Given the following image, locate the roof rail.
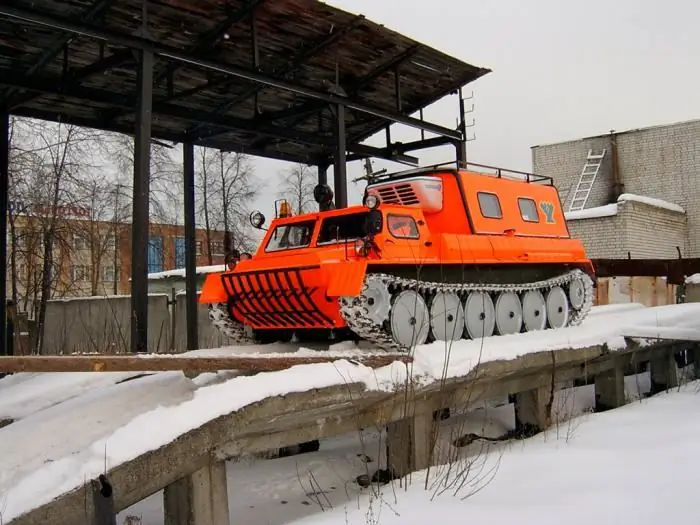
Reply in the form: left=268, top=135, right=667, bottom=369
left=357, top=160, right=554, bottom=186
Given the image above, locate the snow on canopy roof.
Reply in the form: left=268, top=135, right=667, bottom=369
left=565, top=193, right=685, bottom=221
left=147, top=265, right=227, bottom=280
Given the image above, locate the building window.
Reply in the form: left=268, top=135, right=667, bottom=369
left=102, top=233, right=117, bottom=251
left=195, top=240, right=203, bottom=255
left=71, top=265, right=90, bottom=282
left=73, top=233, right=89, bottom=251
left=518, top=198, right=540, bottom=222
left=210, top=241, right=225, bottom=256
left=387, top=214, right=420, bottom=239
left=148, top=236, right=164, bottom=273
left=477, top=192, right=502, bottom=219
left=102, top=265, right=119, bottom=282
left=174, top=236, right=185, bottom=268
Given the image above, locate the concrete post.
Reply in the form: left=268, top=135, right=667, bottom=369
left=649, top=349, right=679, bottom=394
left=163, top=461, right=230, bottom=525
left=514, top=386, right=550, bottom=432
left=386, top=412, right=435, bottom=479
left=594, top=357, right=625, bottom=411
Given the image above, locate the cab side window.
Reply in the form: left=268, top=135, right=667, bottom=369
left=518, top=198, right=540, bottom=222
left=477, top=192, right=502, bottom=219
left=387, top=214, right=420, bottom=239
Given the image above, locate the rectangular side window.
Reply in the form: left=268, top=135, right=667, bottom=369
left=477, top=192, right=502, bottom=219
left=387, top=214, right=420, bottom=239
left=518, top=198, right=540, bottom=222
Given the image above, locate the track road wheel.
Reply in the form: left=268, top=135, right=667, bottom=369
left=430, top=291, right=465, bottom=342
left=546, top=286, right=569, bottom=328
left=390, top=290, right=430, bottom=349
left=363, top=279, right=392, bottom=325
left=568, top=275, right=586, bottom=310
left=494, top=291, right=523, bottom=335
left=521, top=290, right=547, bottom=332
left=464, top=291, right=495, bottom=339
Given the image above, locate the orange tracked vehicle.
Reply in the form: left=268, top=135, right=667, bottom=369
left=199, top=163, right=595, bottom=351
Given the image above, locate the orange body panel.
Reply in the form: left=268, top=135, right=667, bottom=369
left=199, top=168, right=594, bottom=332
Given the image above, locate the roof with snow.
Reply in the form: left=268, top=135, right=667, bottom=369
left=565, top=193, right=686, bottom=221
left=147, top=264, right=227, bottom=281
left=531, top=117, right=700, bottom=149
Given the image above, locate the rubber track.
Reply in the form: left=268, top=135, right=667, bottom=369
left=338, top=269, right=595, bottom=352
left=208, top=269, right=595, bottom=353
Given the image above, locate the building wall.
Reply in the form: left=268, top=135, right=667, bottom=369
left=567, top=200, right=686, bottom=259
left=5, top=216, right=228, bottom=311
left=532, top=118, right=700, bottom=257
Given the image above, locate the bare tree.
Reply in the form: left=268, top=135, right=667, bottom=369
left=276, top=163, right=317, bottom=215
left=101, top=133, right=182, bottom=225
left=195, top=148, right=264, bottom=260
left=7, top=118, right=106, bottom=351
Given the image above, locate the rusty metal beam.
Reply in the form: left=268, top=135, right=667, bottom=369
left=0, top=354, right=412, bottom=373
left=593, top=258, right=700, bottom=285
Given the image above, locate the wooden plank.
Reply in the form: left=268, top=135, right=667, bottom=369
left=0, top=354, right=412, bottom=373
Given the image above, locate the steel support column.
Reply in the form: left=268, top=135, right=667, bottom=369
left=130, top=49, right=154, bottom=354
left=0, top=111, right=8, bottom=358
left=183, top=142, right=198, bottom=351
left=318, top=164, right=328, bottom=186
left=334, top=104, right=347, bottom=209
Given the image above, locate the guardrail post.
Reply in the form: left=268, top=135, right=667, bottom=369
left=92, top=474, right=116, bottom=525
left=163, top=460, right=230, bottom=525
left=649, top=347, right=679, bottom=394
left=386, top=408, right=436, bottom=479
left=594, top=355, right=625, bottom=411
left=514, top=386, right=549, bottom=432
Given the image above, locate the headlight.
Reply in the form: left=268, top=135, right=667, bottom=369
left=363, top=194, right=380, bottom=209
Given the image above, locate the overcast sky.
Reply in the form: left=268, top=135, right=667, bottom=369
left=250, top=0, right=700, bottom=212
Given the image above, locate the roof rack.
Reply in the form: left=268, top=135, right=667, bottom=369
left=357, top=160, right=554, bottom=186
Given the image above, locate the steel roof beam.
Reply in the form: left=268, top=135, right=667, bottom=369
left=0, top=4, right=463, bottom=141
left=185, top=13, right=366, bottom=139
left=1, top=0, right=117, bottom=106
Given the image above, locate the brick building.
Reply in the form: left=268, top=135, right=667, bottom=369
left=531, top=118, right=699, bottom=258
left=6, top=211, right=228, bottom=310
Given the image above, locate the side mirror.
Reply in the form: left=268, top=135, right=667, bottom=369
left=249, top=210, right=266, bottom=230
left=364, top=209, right=383, bottom=236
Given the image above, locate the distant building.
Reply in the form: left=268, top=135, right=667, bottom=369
left=5, top=209, right=229, bottom=313
left=531, top=118, right=699, bottom=259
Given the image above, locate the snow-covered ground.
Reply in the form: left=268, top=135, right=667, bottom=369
left=283, top=380, right=700, bottom=525
left=0, top=302, right=699, bottom=522
left=116, top=371, right=668, bottom=525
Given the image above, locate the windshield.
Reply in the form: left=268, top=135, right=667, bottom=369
left=317, top=212, right=369, bottom=245
left=265, top=220, right=316, bottom=252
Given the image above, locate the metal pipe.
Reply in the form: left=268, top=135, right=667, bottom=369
left=183, top=142, right=198, bottom=351
left=0, top=4, right=462, bottom=141
left=130, top=49, right=154, bottom=354
left=0, top=111, right=8, bottom=358
left=334, top=104, right=347, bottom=208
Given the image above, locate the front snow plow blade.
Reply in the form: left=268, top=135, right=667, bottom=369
left=212, top=262, right=367, bottom=331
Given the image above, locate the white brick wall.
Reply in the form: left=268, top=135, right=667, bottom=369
left=567, top=200, right=686, bottom=259
left=532, top=119, right=700, bottom=257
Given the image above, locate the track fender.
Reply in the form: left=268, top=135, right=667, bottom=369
left=199, top=273, right=228, bottom=304
left=323, top=260, right=368, bottom=297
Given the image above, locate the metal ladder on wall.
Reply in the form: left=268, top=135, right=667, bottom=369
left=568, top=149, right=607, bottom=212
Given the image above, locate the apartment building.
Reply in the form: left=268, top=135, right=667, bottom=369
left=5, top=207, right=228, bottom=308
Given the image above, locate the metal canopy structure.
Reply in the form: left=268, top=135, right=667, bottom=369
left=0, top=0, right=491, bottom=354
